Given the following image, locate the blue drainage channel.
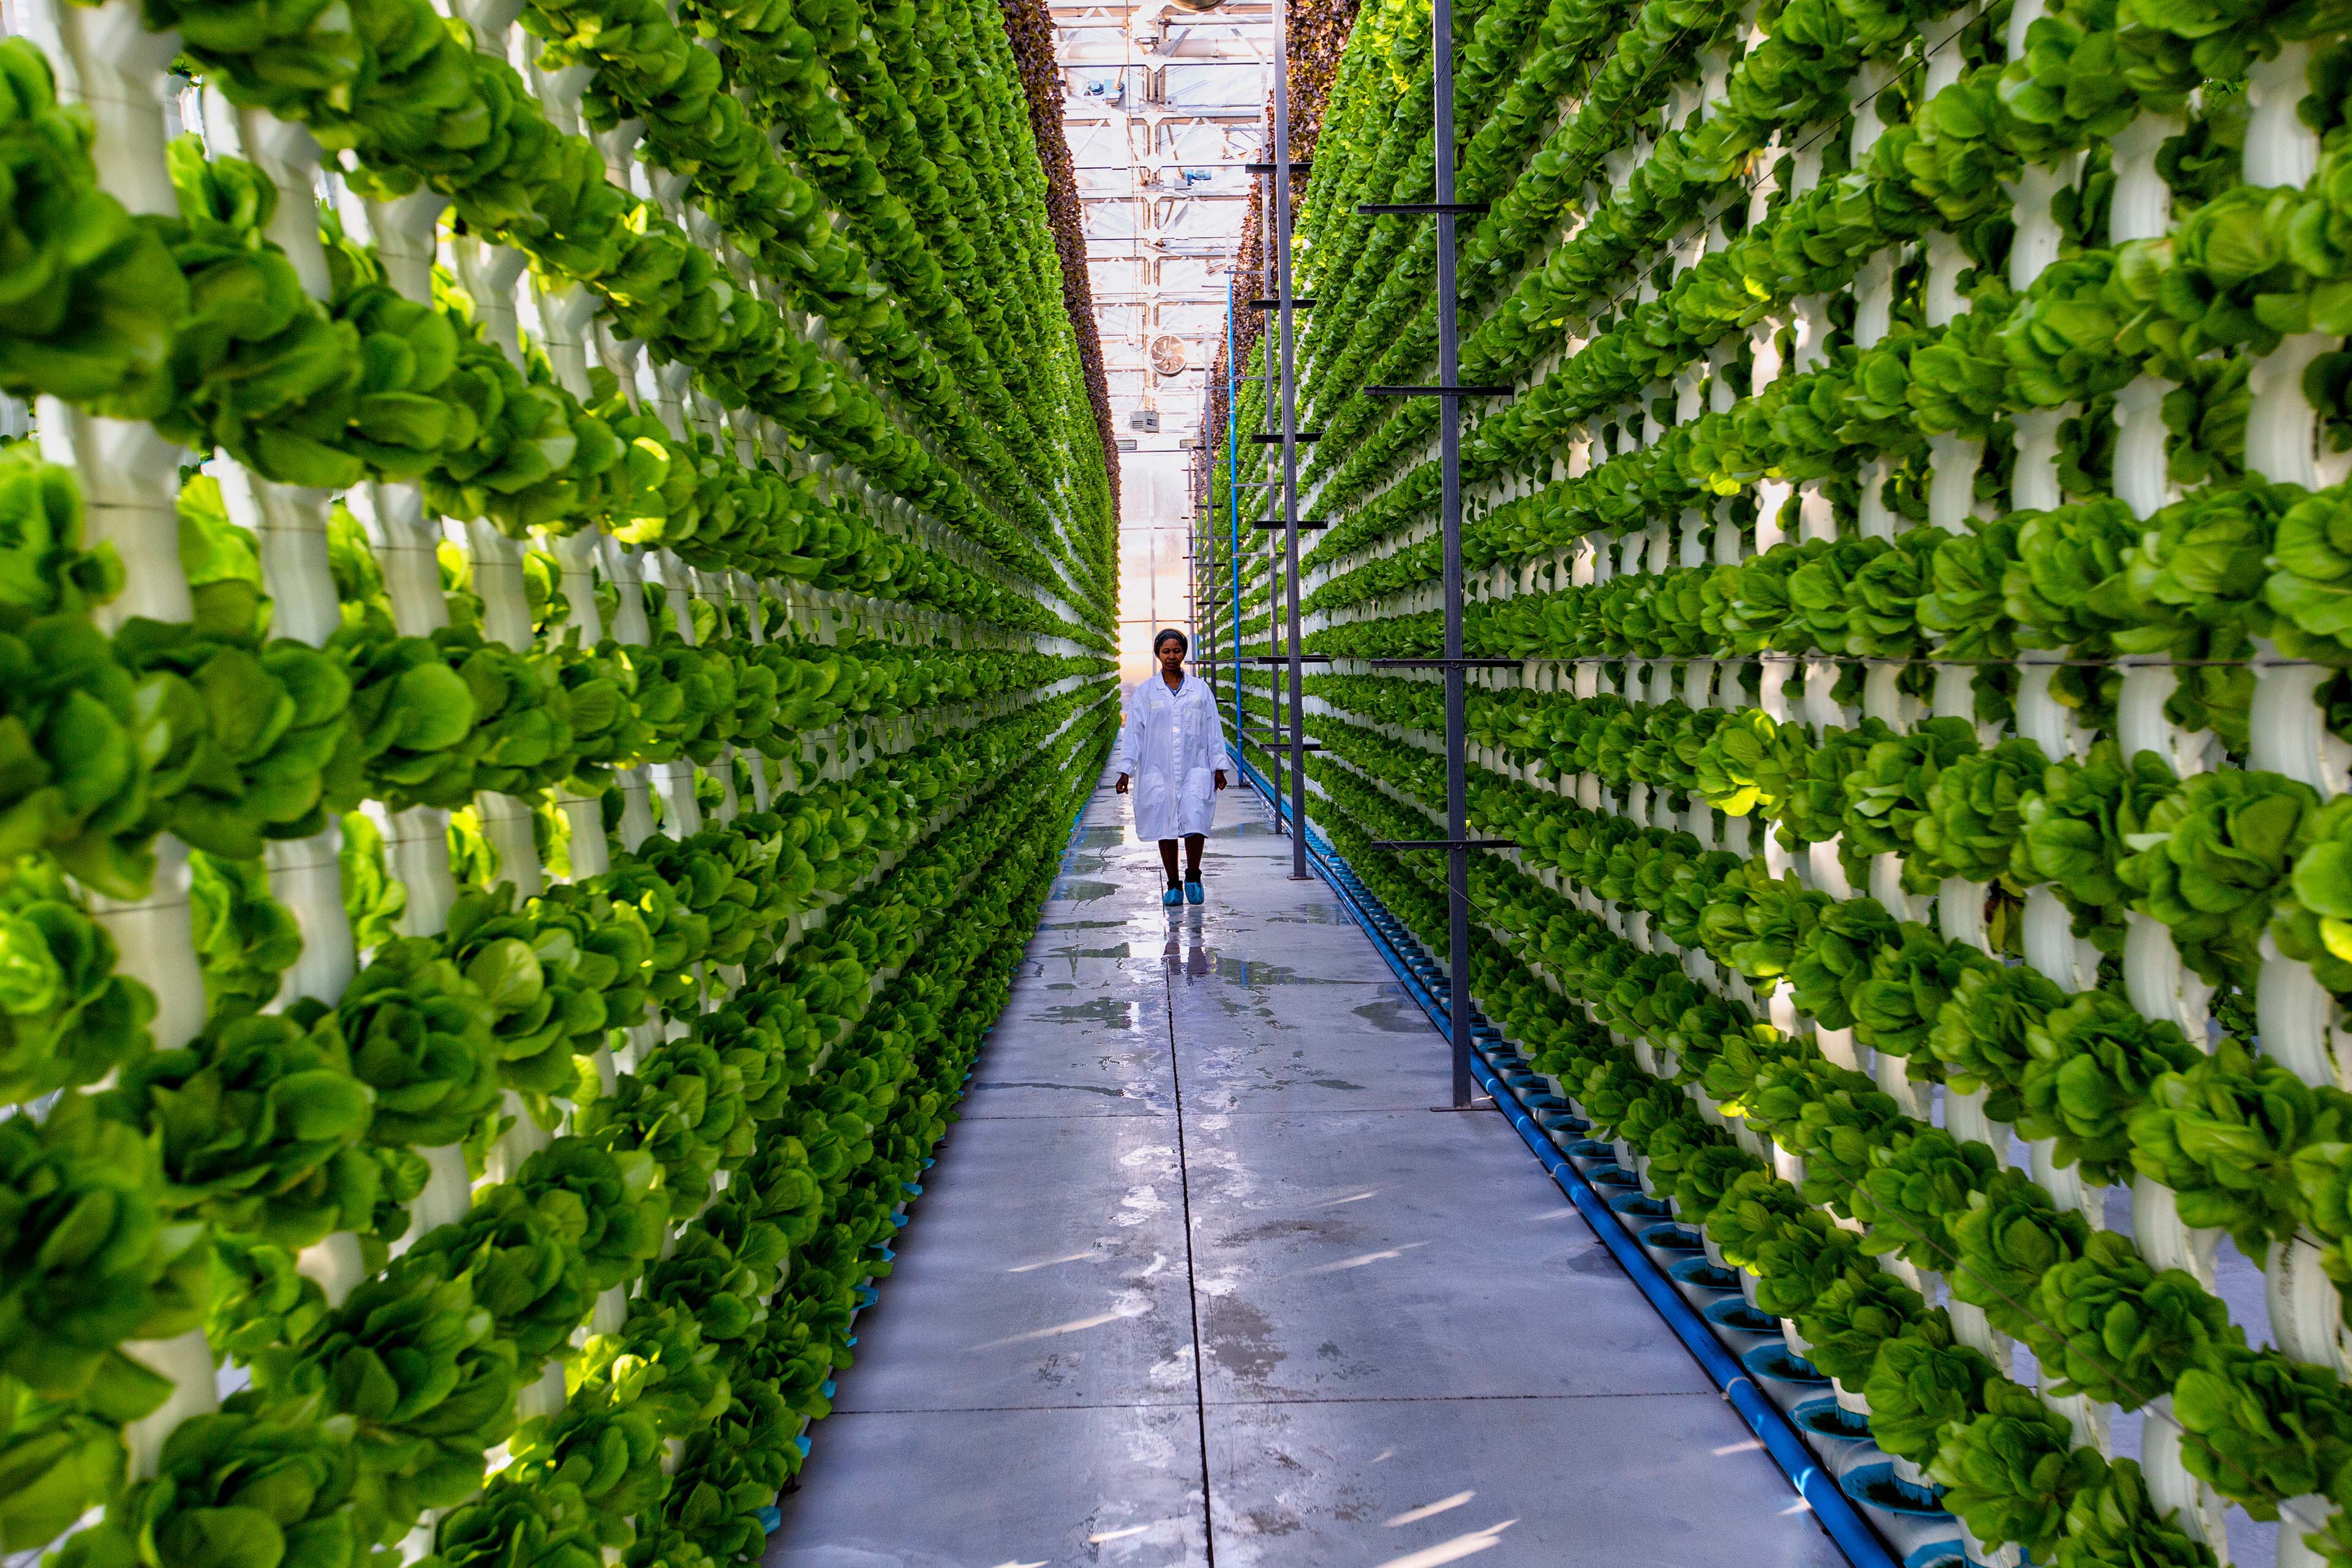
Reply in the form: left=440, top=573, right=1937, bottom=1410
left=1230, top=747, right=1961, bottom=1568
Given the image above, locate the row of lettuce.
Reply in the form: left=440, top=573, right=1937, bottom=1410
left=6, top=0, right=1115, bottom=618
left=4, top=0, right=1120, bottom=1559
left=4, top=404, right=1117, bottom=1566
left=1200, top=0, right=2352, bottom=1559
left=9, top=657, right=1114, bottom=1566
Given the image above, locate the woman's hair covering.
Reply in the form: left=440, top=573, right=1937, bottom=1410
left=1153, top=627, right=1189, bottom=655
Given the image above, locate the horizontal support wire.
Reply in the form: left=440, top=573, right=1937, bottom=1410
left=1327, top=650, right=2352, bottom=671
left=1365, top=385, right=1515, bottom=396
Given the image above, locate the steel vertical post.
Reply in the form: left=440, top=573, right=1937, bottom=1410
left=1434, top=0, right=1471, bottom=1106
left=1262, top=250, right=1280, bottom=818
left=1188, top=502, right=1199, bottom=661
left=1273, top=0, right=1308, bottom=881
left=1226, top=281, right=1242, bottom=746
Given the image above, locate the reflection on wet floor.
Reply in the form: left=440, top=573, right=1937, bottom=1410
left=1028, top=995, right=1148, bottom=1030
left=764, top=770, right=1847, bottom=1568
left=1160, top=930, right=1212, bottom=980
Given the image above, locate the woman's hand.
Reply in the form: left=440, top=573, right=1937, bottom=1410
left=1214, top=771, right=1228, bottom=791
left=1115, top=774, right=1131, bottom=794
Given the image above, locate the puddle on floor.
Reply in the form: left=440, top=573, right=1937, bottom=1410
left=1208, top=960, right=1359, bottom=988
left=967, top=1077, right=1136, bottom=1098
left=1140, top=941, right=1361, bottom=991
left=1028, top=995, right=1152, bottom=1031
left=1352, top=997, right=1435, bottom=1034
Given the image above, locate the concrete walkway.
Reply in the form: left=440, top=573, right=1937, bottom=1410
left=765, top=771, right=1848, bottom=1568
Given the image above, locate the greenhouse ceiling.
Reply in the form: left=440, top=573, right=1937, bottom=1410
left=1052, top=0, right=1272, bottom=455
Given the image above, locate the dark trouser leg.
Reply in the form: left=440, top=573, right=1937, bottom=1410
left=1184, top=834, right=1204, bottom=880
left=1158, top=839, right=1181, bottom=886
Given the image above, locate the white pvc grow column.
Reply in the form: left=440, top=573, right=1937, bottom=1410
left=331, top=184, right=465, bottom=954
left=197, top=90, right=363, bottom=1026
left=529, top=276, right=611, bottom=863
left=2108, top=110, right=2208, bottom=796
left=23, top=0, right=220, bottom=1470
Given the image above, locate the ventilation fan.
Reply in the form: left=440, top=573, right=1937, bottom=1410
left=1149, top=334, right=1189, bottom=375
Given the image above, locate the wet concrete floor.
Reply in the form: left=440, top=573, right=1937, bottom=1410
left=765, top=771, right=1848, bottom=1568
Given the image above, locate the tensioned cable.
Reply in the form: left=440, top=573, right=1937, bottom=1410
left=1295, top=648, right=2352, bottom=672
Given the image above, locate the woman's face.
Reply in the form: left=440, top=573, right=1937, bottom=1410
left=1157, top=639, right=1185, bottom=674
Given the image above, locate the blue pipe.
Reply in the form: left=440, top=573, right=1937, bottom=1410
left=1227, top=745, right=1896, bottom=1568
left=1463, top=1053, right=1896, bottom=1568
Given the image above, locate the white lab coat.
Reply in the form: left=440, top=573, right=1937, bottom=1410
left=1115, top=673, right=1221, bottom=841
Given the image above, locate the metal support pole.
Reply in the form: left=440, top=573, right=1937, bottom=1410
left=1188, top=505, right=1199, bottom=660
left=1434, top=0, right=1472, bottom=1107
left=1226, top=281, right=1242, bottom=746
left=1262, top=255, right=1281, bottom=820
left=1273, top=2, right=1308, bottom=881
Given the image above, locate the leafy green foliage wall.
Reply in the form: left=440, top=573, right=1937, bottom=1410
left=0, top=0, right=1117, bottom=1560
left=1208, top=0, right=2352, bottom=1559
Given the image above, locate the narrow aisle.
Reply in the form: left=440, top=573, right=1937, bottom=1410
left=765, top=771, right=1847, bottom=1568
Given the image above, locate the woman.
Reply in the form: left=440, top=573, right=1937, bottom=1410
left=1115, top=628, right=1227, bottom=907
